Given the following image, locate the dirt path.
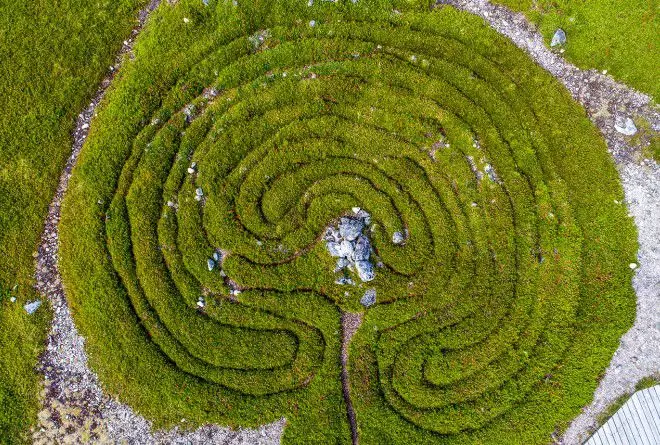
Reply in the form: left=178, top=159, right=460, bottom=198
left=341, top=312, right=364, bottom=445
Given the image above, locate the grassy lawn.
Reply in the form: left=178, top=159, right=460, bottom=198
left=57, top=0, right=637, bottom=443
left=492, top=0, right=659, bottom=100
left=0, top=0, right=145, bottom=442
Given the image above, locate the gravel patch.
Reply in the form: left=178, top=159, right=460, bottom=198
left=32, top=0, right=283, bottom=443
left=341, top=312, right=364, bottom=445
left=439, top=1, right=660, bottom=443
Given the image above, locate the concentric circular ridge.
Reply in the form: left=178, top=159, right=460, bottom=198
left=59, top=1, right=636, bottom=443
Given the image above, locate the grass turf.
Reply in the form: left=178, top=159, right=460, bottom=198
left=491, top=0, right=659, bottom=100
left=0, top=0, right=146, bottom=442
left=58, top=0, right=637, bottom=443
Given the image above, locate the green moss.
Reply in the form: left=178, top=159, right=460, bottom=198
left=632, top=116, right=660, bottom=163
left=59, top=1, right=636, bottom=443
left=492, top=0, right=659, bottom=100
left=0, top=0, right=147, bottom=442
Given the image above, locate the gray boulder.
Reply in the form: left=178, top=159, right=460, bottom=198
left=352, top=235, right=370, bottom=261
left=355, top=261, right=375, bottom=282
left=207, top=258, right=216, bottom=271
left=326, top=241, right=342, bottom=257
left=360, top=289, right=376, bottom=307
left=24, top=300, right=41, bottom=314
left=338, top=240, right=355, bottom=258
left=335, top=257, right=350, bottom=271
left=614, top=116, right=637, bottom=136
left=392, top=231, right=405, bottom=245
left=551, top=29, right=566, bottom=47
left=339, top=217, right=364, bottom=241
left=324, top=227, right=341, bottom=242
left=335, top=276, right=354, bottom=285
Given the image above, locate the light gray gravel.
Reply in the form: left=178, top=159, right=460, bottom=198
left=440, top=1, right=660, bottom=444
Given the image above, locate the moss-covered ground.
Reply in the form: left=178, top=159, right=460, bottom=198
left=492, top=0, right=659, bottom=100
left=57, top=0, right=637, bottom=443
left=0, top=0, right=145, bottom=442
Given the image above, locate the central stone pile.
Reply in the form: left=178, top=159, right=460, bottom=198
left=324, top=208, right=375, bottom=282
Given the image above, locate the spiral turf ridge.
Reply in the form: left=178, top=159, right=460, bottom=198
left=59, top=1, right=637, bottom=443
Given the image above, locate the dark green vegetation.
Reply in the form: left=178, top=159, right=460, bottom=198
left=0, top=284, right=50, bottom=444
left=0, top=0, right=145, bottom=442
left=59, top=0, right=637, bottom=443
left=493, top=0, right=659, bottom=100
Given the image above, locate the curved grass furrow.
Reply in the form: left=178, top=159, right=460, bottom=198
left=59, top=1, right=636, bottom=444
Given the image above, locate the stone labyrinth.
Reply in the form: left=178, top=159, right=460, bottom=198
left=59, top=1, right=636, bottom=443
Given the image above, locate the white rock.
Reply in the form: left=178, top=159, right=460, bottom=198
left=550, top=29, right=566, bottom=47
left=326, top=242, right=342, bottom=257
left=360, top=288, right=376, bottom=307
left=392, top=231, right=405, bottom=245
left=614, top=117, right=637, bottom=136
left=355, top=261, right=375, bottom=282
left=339, top=217, right=363, bottom=241
left=338, top=240, right=355, bottom=258
left=629, top=262, right=638, bottom=270
left=24, top=300, right=41, bottom=314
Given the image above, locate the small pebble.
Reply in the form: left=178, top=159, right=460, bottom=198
left=24, top=300, right=41, bottom=314
left=550, top=28, right=566, bottom=47
left=392, top=231, right=405, bottom=245
left=360, top=289, right=376, bottom=307
left=614, top=117, right=637, bottom=136
left=207, top=258, right=216, bottom=271
left=629, top=263, right=638, bottom=270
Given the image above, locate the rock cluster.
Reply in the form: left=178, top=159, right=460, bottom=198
left=325, top=209, right=375, bottom=282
